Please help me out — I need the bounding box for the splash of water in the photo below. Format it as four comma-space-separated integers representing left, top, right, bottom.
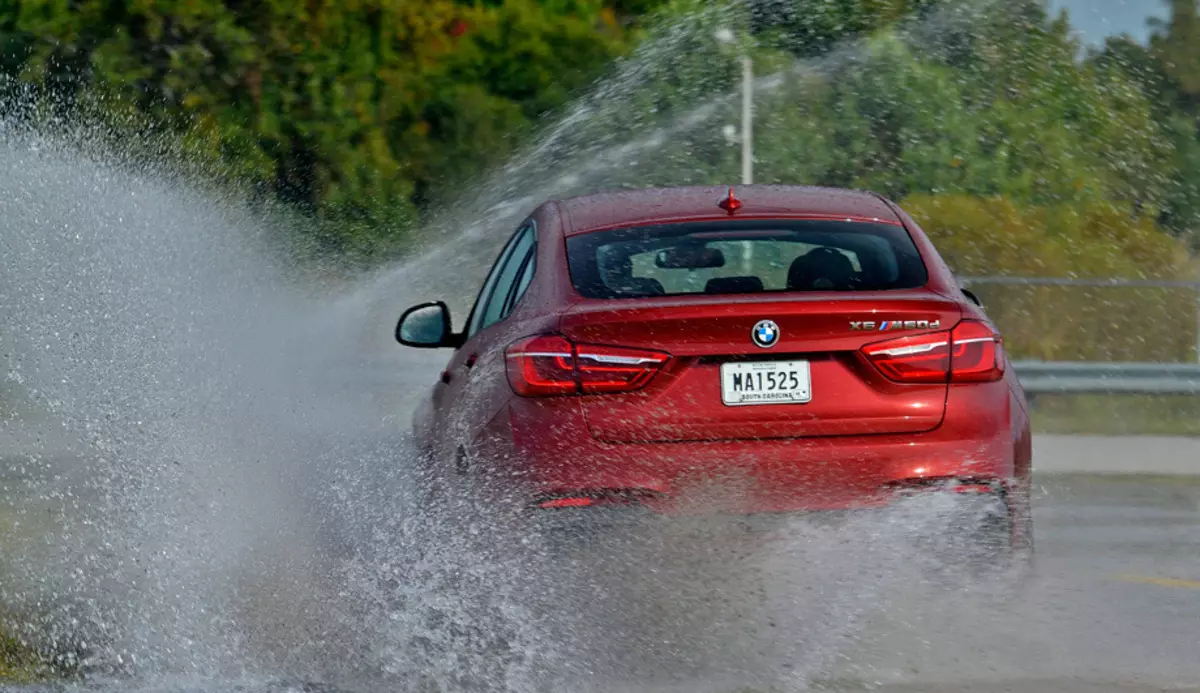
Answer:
0, 2, 1015, 691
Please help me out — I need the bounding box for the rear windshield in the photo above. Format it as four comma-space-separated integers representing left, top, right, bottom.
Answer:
565, 220, 928, 299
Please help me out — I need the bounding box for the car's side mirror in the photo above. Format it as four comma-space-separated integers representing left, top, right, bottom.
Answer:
961, 288, 983, 307
396, 301, 460, 348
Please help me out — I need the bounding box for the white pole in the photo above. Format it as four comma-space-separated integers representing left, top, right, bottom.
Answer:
741, 55, 753, 186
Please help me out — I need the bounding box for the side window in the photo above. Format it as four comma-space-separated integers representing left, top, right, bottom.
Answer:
500, 245, 536, 320
479, 225, 535, 331
467, 227, 527, 338
468, 223, 536, 337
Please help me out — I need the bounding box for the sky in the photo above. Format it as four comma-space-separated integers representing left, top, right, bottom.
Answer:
1047, 0, 1170, 45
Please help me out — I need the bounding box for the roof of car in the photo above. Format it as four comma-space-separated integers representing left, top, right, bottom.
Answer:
552, 185, 902, 236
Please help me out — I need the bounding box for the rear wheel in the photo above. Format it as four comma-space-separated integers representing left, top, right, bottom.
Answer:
409, 444, 445, 511
950, 496, 1036, 604
957, 494, 1013, 566
906, 491, 1031, 587
412, 443, 477, 513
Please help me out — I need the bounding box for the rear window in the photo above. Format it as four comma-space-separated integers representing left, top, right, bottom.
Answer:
565, 220, 928, 299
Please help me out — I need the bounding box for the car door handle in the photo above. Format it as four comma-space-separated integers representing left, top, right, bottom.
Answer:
440, 370, 452, 384
465, 353, 479, 368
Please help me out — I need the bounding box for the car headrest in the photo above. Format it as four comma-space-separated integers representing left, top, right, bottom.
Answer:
787, 247, 856, 290
704, 276, 765, 294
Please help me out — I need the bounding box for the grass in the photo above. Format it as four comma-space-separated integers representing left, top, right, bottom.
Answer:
0, 630, 52, 682
1030, 394, 1200, 436
0, 503, 76, 683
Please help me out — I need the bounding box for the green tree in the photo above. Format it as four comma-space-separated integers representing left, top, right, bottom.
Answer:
1090, 3, 1200, 242
747, 21, 1172, 212
1, 0, 1193, 266
748, 0, 940, 56
0, 0, 651, 260
1147, 1, 1200, 241
1149, 0, 1200, 109
552, 0, 1176, 227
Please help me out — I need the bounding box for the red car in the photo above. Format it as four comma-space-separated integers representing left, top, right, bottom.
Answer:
397, 185, 1032, 556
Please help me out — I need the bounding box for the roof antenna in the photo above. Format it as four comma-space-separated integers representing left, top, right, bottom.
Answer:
718, 187, 743, 215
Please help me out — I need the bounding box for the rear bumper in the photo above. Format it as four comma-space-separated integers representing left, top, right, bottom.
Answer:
525, 491, 1022, 561
495, 398, 1020, 515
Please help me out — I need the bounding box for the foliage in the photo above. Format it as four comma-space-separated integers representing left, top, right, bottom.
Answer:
0, 0, 654, 260
0, 628, 53, 682
755, 15, 1172, 212
904, 194, 1195, 362
1089, 1, 1200, 243
903, 194, 1190, 279
1149, 0, 1200, 109
747, 0, 941, 56
2, 0, 1199, 276
594, 1, 1174, 219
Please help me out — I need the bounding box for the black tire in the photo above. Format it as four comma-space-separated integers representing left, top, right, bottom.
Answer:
912, 492, 1031, 587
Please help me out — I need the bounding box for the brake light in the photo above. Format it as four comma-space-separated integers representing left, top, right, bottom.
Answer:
576, 343, 669, 393
506, 335, 669, 397
862, 320, 1004, 383
862, 331, 951, 383
504, 334, 576, 396
949, 320, 1005, 382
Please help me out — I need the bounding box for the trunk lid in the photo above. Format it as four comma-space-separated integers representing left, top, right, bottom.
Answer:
560, 290, 962, 443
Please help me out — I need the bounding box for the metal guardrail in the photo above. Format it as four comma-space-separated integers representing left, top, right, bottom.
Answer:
1012, 361, 1200, 395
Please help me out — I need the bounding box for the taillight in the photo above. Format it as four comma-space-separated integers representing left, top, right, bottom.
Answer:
862, 320, 1004, 384
505, 334, 576, 396
949, 320, 1005, 382
862, 331, 951, 383
506, 335, 669, 397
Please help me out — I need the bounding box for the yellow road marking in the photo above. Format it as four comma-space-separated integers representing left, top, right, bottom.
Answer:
1115, 574, 1200, 590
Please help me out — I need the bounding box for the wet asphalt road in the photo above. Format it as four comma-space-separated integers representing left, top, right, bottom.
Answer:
2, 422, 1200, 692
820, 473, 1200, 693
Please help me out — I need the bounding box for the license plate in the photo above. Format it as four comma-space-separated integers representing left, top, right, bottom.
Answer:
720, 360, 812, 406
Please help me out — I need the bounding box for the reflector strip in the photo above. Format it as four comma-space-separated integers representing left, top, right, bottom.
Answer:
577, 353, 664, 365
872, 342, 943, 357
951, 484, 996, 494
539, 497, 595, 509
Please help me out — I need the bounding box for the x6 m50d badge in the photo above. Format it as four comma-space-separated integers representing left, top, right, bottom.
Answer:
851, 320, 941, 331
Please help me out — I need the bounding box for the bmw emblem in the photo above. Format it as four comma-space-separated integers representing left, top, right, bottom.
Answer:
752, 319, 780, 348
